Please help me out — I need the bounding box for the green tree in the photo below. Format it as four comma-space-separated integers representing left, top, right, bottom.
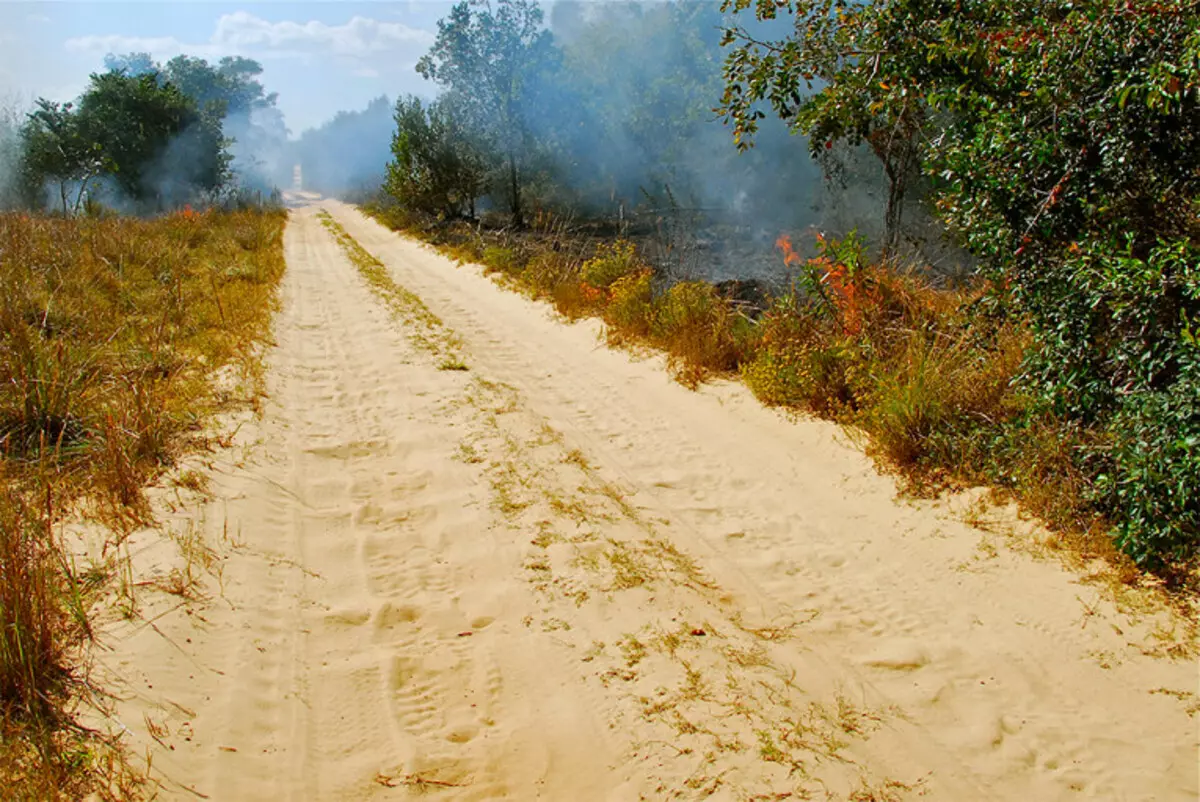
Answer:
417, 0, 557, 226
105, 52, 288, 193
156, 54, 287, 192
720, 0, 926, 253
76, 70, 228, 207
720, 0, 1200, 565
385, 95, 490, 219
18, 99, 107, 214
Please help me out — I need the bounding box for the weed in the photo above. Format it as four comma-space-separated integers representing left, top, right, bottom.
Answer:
481, 246, 525, 276
606, 541, 651, 590
619, 635, 648, 667
438, 357, 470, 371
317, 211, 465, 364
652, 281, 744, 388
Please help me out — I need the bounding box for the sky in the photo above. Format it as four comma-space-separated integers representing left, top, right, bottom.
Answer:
0, 1, 471, 136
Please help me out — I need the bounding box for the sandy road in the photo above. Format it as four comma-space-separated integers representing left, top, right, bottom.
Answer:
94, 199, 1197, 801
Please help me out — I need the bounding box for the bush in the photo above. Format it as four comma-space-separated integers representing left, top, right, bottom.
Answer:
581, 239, 639, 289
482, 246, 524, 276
741, 292, 854, 414
1098, 362, 1200, 567
603, 269, 654, 341
652, 281, 743, 387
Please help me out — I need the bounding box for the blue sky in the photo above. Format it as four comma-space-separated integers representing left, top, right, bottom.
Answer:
0, 2, 468, 136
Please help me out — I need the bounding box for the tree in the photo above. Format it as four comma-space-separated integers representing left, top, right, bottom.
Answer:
19, 99, 107, 214
385, 95, 490, 219
20, 68, 231, 213
158, 55, 287, 192
103, 52, 288, 194
719, 0, 926, 254
76, 70, 227, 207
416, 0, 558, 227
719, 0, 1200, 565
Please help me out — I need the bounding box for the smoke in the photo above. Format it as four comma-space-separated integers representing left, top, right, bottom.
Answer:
0, 97, 24, 210
497, 1, 882, 280
287, 95, 394, 199
225, 104, 291, 193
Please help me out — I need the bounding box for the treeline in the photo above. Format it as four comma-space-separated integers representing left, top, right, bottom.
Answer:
376, 0, 1200, 571
380, 1, 845, 242
0, 53, 288, 215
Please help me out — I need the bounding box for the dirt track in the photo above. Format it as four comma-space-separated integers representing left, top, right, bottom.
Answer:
92, 198, 1198, 801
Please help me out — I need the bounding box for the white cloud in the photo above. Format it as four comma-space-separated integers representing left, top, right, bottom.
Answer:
64, 12, 433, 64
66, 34, 200, 59
213, 13, 431, 57
352, 66, 380, 79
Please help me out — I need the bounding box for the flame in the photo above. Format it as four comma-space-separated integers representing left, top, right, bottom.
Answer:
775, 234, 802, 266
177, 204, 202, 221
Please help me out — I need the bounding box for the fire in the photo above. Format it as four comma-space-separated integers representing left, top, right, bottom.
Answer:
775, 234, 802, 267
775, 229, 878, 337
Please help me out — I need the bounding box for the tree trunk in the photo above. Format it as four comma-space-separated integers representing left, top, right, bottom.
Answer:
883, 160, 903, 260
508, 151, 522, 229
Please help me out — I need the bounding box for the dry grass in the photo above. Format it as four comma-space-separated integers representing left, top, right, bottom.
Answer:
0, 206, 287, 798
317, 211, 466, 366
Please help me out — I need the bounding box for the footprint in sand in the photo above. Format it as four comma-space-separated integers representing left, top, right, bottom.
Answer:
858, 639, 931, 671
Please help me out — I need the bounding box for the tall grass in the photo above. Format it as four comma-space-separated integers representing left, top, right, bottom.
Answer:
0, 206, 287, 797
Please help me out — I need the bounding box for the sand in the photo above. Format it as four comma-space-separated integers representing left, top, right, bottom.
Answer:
86, 197, 1199, 801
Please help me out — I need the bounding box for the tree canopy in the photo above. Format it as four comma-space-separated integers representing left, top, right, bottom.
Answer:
18, 52, 290, 213
416, 0, 558, 226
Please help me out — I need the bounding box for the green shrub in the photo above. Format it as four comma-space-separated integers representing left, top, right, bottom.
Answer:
521, 250, 578, 298
581, 239, 639, 289
652, 281, 742, 387
482, 246, 524, 275
1098, 362, 1200, 568
603, 269, 654, 340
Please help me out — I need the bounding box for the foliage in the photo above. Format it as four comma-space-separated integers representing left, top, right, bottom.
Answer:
18, 99, 108, 215
719, 0, 926, 250
20, 69, 228, 212
82, 70, 228, 207
604, 269, 655, 340
581, 240, 640, 289
19, 51, 287, 214
386, 95, 490, 220
721, 0, 1200, 567
416, 0, 558, 226
156, 54, 289, 192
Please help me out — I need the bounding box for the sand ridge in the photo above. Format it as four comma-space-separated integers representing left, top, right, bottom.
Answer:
88, 199, 1198, 800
